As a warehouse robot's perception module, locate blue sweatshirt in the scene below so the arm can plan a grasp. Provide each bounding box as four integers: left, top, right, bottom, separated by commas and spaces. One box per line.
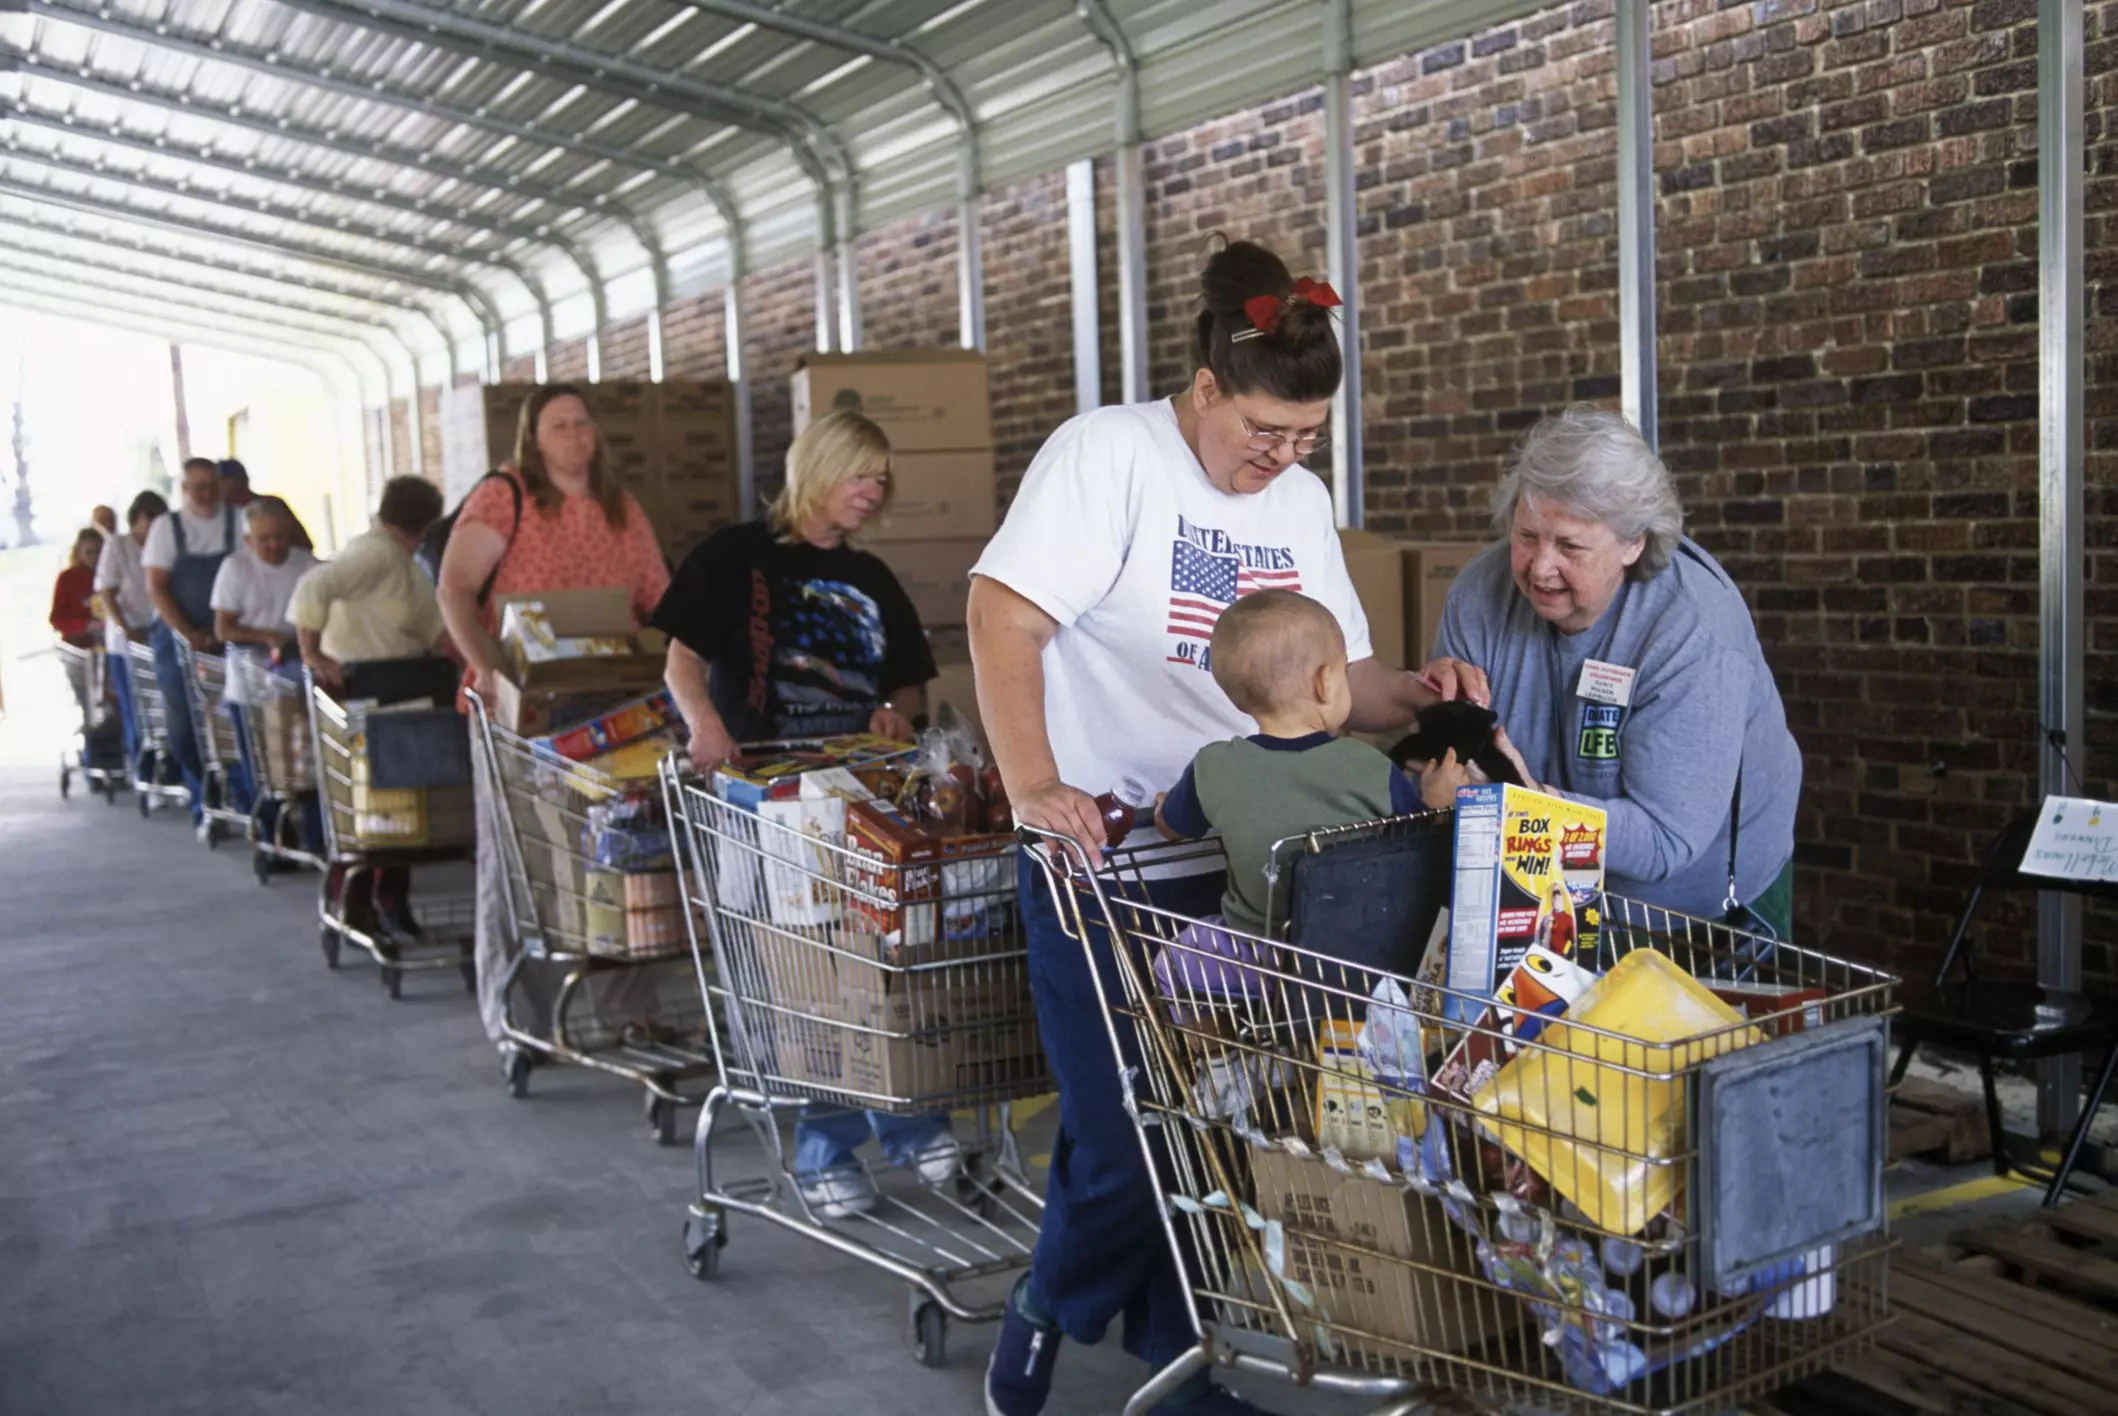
1436, 538, 1801, 919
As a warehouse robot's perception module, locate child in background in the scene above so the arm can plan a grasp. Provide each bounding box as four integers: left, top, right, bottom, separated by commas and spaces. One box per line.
1154, 591, 1455, 994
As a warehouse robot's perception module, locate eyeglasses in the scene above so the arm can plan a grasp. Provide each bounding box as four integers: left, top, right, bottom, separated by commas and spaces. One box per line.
1237, 412, 1330, 458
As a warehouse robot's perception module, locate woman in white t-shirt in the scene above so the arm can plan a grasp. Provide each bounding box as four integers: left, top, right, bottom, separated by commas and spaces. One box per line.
968, 240, 1487, 1416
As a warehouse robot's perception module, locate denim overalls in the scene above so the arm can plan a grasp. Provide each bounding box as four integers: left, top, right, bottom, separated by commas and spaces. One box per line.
150, 505, 236, 820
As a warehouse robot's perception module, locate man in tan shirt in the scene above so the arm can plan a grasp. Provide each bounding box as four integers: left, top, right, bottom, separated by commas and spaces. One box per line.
290, 477, 448, 686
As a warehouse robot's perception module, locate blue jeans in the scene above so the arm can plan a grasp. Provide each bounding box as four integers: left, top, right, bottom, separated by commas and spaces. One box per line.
223, 702, 259, 815
108, 651, 142, 770
794, 1108, 951, 1178
150, 624, 205, 820
1017, 852, 1226, 1368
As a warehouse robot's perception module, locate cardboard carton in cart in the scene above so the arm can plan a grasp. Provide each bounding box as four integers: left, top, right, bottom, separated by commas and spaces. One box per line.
1445, 783, 1606, 1023
843, 798, 1013, 956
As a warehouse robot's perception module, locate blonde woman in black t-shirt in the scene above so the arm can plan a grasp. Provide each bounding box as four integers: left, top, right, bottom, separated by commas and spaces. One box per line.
651, 410, 954, 1218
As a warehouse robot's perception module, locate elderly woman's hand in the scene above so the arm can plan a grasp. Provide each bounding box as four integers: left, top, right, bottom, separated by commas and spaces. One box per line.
1416, 657, 1490, 708
1487, 725, 1538, 792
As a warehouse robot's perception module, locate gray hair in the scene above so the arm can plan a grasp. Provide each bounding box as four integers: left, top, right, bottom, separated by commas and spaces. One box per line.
243, 495, 296, 530
1490, 405, 1684, 579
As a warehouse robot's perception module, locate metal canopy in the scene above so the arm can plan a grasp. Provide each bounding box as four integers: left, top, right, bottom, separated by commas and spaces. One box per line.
0, 0, 1552, 383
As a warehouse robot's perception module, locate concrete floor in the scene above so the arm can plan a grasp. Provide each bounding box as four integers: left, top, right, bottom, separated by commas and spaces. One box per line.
0, 733, 1367, 1416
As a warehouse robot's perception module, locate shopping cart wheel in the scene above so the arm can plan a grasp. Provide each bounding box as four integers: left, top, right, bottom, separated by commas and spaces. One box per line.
381, 964, 404, 1001
682, 1212, 724, 1281
909, 1297, 947, 1368
504, 1046, 533, 1099
646, 1094, 679, 1146
320, 927, 341, 970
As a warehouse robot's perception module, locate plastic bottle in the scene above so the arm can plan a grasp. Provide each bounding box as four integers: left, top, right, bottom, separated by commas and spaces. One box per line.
1092, 774, 1158, 849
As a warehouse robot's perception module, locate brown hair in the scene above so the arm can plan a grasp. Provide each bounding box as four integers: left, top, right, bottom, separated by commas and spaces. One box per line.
1209, 589, 1345, 717
1192, 238, 1343, 405
72, 527, 103, 568
511, 383, 627, 529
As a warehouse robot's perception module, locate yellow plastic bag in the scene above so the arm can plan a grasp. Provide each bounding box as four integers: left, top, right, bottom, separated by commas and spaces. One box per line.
1471, 948, 1762, 1234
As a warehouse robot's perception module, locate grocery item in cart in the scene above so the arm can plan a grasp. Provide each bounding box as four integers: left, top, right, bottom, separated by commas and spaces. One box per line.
711, 734, 907, 811
1471, 948, 1762, 1234
843, 798, 1011, 953
1445, 783, 1605, 1022
533, 689, 676, 763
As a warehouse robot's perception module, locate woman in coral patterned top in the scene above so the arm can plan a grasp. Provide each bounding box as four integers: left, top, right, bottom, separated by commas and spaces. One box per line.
438, 382, 671, 703
437, 382, 672, 1044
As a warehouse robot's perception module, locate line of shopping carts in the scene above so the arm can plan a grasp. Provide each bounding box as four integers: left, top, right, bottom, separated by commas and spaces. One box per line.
61, 644, 1902, 1408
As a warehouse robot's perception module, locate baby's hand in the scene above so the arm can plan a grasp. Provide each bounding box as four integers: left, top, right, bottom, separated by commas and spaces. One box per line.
1417, 748, 1472, 811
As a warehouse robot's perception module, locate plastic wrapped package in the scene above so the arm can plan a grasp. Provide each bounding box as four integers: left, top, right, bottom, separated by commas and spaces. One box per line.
1471, 949, 1762, 1235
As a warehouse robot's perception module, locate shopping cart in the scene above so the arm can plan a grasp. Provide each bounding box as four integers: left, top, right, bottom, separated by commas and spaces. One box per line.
121, 637, 190, 817
55, 641, 127, 801
173, 640, 253, 848
231, 657, 328, 883
660, 750, 1048, 1367
310, 670, 477, 1000
1025, 819, 1899, 1416
471, 693, 717, 1144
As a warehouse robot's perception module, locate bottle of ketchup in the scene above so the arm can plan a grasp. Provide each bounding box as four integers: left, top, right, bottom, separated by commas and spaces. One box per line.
1091, 775, 1158, 850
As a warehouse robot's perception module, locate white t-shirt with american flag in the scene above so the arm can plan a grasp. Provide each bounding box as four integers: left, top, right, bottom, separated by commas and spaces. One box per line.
971, 397, 1372, 829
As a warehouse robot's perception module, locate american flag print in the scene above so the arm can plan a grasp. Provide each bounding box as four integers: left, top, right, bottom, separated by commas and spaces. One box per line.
1166, 525, 1302, 668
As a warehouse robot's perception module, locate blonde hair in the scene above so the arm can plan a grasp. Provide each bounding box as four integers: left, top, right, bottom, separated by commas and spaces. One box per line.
770, 410, 893, 541
1209, 589, 1345, 717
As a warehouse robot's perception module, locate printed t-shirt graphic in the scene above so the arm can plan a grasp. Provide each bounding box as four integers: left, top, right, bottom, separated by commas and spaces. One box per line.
1165, 514, 1303, 669
755, 571, 887, 735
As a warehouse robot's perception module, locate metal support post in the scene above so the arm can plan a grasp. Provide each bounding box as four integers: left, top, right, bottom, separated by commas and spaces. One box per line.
726, 284, 756, 520
1322, 0, 1362, 529
1616, 0, 1658, 450
2036, 0, 2086, 1138
959, 189, 987, 353
836, 183, 862, 352
1067, 159, 1102, 415
1080, 0, 1148, 403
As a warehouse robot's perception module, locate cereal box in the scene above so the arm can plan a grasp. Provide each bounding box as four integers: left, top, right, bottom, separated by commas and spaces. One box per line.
1445, 784, 1606, 1023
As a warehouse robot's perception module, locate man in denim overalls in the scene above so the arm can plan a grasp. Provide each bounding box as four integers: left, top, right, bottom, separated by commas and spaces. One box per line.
144, 457, 237, 829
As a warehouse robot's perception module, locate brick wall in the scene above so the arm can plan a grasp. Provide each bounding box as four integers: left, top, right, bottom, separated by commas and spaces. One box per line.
365, 0, 2114, 991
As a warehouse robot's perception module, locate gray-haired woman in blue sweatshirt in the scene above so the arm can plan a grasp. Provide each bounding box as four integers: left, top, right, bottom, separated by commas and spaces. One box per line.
1430, 404, 1802, 939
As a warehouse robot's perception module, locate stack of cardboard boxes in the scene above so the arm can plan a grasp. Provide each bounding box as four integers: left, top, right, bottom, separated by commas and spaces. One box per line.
438, 380, 740, 565
792, 349, 995, 735
1335, 532, 1485, 672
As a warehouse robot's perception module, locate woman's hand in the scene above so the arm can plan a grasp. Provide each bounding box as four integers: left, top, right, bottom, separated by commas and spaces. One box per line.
869, 704, 916, 742
685, 715, 740, 774
306, 651, 344, 691
470, 662, 501, 704
1012, 777, 1107, 866
1417, 656, 1490, 707
1489, 725, 1537, 791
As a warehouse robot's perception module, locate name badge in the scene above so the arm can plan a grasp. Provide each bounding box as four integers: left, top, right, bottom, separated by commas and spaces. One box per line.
1577, 659, 1636, 708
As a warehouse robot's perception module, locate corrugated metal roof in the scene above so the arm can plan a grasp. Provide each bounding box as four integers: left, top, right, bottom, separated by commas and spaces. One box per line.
0, 0, 1554, 378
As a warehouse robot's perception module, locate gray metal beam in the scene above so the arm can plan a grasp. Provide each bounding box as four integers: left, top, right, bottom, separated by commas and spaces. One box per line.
0, 171, 489, 359
2037, 0, 2086, 1138
1322, 0, 1362, 529
1616, 0, 1657, 449
0, 203, 458, 376
1077, 0, 1147, 403
4, 99, 573, 365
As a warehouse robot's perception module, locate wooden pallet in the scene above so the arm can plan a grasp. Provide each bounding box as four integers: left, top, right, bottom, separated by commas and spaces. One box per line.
1758, 1193, 2118, 1416
1888, 1077, 1992, 1166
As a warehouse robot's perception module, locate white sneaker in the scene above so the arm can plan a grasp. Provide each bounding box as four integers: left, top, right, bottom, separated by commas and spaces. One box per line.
799, 1167, 878, 1219
907, 1135, 965, 1186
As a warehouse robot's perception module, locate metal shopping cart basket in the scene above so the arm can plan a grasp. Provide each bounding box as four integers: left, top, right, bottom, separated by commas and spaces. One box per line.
660, 749, 1048, 1367
310, 669, 477, 1000
1026, 820, 1899, 1416
55, 641, 127, 801
121, 637, 190, 816
472, 692, 716, 1144
226, 655, 328, 883
174, 640, 254, 848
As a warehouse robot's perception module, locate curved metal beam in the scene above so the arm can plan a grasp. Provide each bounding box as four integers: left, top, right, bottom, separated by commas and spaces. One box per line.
0, 274, 370, 382
5, 93, 606, 347
0, 137, 540, 346
26, 2, 726, 346
0, 202, 459, 380
1076, 0, 1147, 401
0, 172, 485, 365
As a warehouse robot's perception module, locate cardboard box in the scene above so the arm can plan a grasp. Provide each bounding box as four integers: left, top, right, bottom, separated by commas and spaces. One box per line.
865, 450, 996, 542
871, 538, 983, 627
844, 799, 1012, 948
791, 350, 992, 452
1403, 542, 1484, 668
1333, 534, 1488, 671
488, 587, 668, 735
1249, 1145, 1514, 1359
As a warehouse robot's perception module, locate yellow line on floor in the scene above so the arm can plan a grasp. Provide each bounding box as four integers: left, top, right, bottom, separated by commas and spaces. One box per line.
1888, 1171, 2033, 1221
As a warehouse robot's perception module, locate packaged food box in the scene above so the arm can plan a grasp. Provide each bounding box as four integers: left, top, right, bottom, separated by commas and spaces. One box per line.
842, 798, 1011, 954
535, 690, 675, 763
1446, 784, 1605, 1023
711, 734, 909, 813
1471, 948, 1763, 1234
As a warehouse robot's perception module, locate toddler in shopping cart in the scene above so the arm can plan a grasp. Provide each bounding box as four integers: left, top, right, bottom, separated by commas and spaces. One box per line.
1151, 590, 1455, 1002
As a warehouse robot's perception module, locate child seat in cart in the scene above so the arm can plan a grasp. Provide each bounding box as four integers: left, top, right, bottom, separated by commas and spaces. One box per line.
55, 641, 127, 801
309, 660, 478, 1000
1026, 816, 1899, 1416
471, 692, 717, 1145
172, 640, 253, 851
660, 744, 1049, 1369
121, 637, 189, 816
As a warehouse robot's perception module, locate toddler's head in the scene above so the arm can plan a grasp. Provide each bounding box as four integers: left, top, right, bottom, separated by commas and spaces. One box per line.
1210, 590, 1351, 733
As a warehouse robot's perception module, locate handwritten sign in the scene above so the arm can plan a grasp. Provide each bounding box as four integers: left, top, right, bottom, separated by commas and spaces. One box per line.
2022, 796, 2118, 885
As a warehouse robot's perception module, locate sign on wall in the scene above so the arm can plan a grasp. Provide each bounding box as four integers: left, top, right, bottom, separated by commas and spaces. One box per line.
2022, 797, 2118, 885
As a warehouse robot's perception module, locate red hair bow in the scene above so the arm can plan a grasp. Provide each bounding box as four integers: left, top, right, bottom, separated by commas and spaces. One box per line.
1238, 278, 1343, 339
